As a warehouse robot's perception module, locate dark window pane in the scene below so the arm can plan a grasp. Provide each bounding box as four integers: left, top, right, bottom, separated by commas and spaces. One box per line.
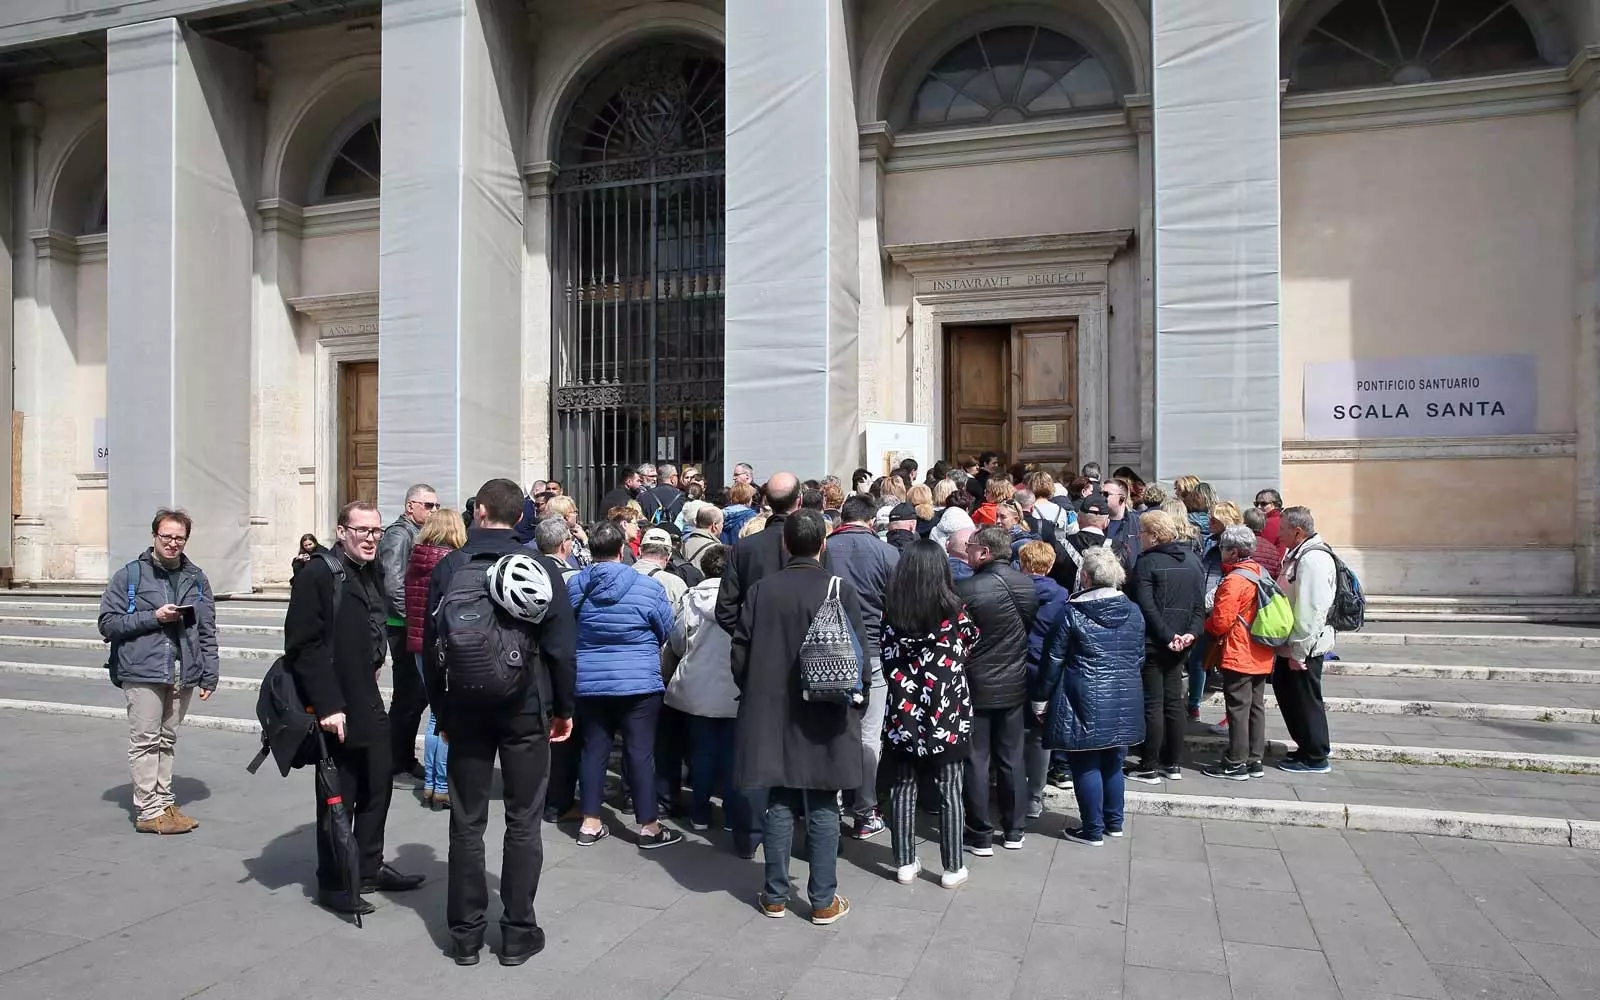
908, 25, 1117, 129
1292, 0, 1545, 91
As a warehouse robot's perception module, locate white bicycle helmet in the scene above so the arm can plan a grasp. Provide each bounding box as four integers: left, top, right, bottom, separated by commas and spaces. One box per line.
486, 553, 553, 624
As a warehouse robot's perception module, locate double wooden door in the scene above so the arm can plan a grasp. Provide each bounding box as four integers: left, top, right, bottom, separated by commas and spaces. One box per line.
341, 361, 379, 506
946, 322, 1077, 469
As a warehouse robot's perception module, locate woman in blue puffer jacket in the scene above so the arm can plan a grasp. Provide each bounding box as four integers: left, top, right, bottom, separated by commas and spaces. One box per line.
1031, 545, 1146, 846
568, 521, 683, 850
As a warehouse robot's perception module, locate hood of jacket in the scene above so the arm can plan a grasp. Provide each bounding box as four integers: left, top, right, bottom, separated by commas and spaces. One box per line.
1070, 588, 1136, 627
1031, 573, 1070, 608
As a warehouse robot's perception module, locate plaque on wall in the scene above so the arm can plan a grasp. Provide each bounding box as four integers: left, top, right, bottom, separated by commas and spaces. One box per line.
1026, 422, 1060, 446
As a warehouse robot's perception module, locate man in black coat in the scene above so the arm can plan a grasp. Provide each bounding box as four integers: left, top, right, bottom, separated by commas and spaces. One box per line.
422, 478, 577, 967
955, 525, 1040, 855
732, 509, 866, 926
715, 471, 807, 635
284, 500, 425, 918
1128, 511, 1206, 783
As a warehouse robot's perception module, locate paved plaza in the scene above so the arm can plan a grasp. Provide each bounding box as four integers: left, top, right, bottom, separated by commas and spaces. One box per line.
0, 711, 1593, 1000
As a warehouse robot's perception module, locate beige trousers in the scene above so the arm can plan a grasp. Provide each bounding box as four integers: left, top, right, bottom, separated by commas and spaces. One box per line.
125, 683, 194, 822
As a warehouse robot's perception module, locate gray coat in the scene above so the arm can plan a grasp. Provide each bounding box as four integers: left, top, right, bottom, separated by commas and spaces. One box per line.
376, 515, 420, 620
823, 524, 899, 650
98, 551, 219, 690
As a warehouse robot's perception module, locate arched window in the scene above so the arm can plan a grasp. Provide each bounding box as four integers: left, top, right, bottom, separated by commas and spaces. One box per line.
313, 113, 379, 202
909, 25, 1117, 128
86, 177, 107, 235
1290, 0, 1548, 91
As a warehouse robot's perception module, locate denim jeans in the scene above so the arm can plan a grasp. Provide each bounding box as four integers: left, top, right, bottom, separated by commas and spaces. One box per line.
414, 654, 448, 794
762, 787, 841, 909
688, 715, 756, 838
1066, 747, 1127, 840
1186, 637, 1210, 714
854, 659, 887, 820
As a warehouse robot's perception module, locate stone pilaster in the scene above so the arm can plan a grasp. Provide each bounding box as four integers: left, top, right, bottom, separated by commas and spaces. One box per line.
521, 160, 557, 492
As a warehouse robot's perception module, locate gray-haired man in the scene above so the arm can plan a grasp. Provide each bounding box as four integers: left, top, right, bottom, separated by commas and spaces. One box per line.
379, 482, 438, 787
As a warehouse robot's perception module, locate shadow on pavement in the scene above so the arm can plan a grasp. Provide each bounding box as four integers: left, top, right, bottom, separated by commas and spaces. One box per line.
240, 820, 319, 900
101, 776, 212, 821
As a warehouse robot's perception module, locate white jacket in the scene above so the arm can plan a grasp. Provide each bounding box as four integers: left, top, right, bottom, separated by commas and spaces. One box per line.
664, 578, 739, 717
1278, 533, 1337, 662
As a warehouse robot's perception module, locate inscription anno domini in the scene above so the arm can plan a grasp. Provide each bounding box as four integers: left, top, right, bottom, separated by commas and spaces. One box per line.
925, 270, 1092, 293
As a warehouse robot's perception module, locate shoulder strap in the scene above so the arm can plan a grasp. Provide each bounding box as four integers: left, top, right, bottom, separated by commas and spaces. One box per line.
314, 550, 345, 620
646, 566, 663, 578
124, 561, 140, 613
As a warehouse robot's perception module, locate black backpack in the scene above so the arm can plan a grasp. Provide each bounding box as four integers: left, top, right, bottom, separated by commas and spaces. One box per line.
249, 551, 344, 775
432, 551, 532, 708
1303, 541, 1365, 633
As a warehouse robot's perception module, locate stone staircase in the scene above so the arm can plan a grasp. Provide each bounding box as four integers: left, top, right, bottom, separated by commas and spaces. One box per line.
0, 592, 1595, 848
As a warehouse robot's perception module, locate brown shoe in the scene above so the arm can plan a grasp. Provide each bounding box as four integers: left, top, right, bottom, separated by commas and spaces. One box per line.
757, 893, 787, 918
811, 895, 850, 926
135, 811, 191, 835
165, 805, 199, 832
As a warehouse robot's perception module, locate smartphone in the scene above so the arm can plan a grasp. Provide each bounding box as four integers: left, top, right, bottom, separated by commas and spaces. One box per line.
177, 605, 197, 626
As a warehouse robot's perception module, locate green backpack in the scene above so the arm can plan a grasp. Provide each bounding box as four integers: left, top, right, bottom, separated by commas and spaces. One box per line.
1229, 566, 1295, 648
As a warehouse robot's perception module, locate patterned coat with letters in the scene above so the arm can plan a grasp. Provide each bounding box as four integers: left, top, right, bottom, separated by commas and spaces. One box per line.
881, 611, 980, 761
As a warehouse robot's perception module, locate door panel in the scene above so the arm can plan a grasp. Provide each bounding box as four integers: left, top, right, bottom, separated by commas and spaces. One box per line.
1011, 322, 1077, 469
947, 326, 1010, 462
341, 361, 379, 507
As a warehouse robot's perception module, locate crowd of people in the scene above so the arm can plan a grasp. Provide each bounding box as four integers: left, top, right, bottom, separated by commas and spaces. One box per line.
97, 453, 1351, 965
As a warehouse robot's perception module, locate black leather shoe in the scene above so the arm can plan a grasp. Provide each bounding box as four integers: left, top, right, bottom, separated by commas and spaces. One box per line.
499, 928, 546, 967
449, 942, 481, 967
317, 890, 376, 916
360, 863, 425, 894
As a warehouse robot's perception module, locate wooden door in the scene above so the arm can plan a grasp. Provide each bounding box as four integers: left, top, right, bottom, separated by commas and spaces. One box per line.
1011, 321, 1077, 469
946, 325, 1010, 462
341, 361, 379, 506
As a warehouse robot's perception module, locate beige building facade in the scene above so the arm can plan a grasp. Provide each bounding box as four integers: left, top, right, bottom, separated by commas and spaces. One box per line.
0, 0, 1595, 597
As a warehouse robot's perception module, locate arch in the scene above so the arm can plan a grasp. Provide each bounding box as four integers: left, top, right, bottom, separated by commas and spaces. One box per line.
261, 53, 381, 204
860, 0, 1151, 126
308, 102, 380, 203
1280, 0, 1573, 89
38, 115, 106, 237
526, 2, 723, 169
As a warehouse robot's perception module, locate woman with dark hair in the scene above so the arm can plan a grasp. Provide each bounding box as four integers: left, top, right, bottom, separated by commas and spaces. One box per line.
924, 460, 952, 487
852, 468, 873, 495
291, 533, 322, 577
881, 540, 979, 889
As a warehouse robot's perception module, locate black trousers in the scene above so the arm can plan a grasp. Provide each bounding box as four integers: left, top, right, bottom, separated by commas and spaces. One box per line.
316, 736, 392, 890
963, 704, 1027, 842
446, 707, 551, 952
547, 726, 582, 816
1139, 661, 1186, 770
654, 704, 690, 815
387, 626, 427, 773
1272, 654, 1330, 765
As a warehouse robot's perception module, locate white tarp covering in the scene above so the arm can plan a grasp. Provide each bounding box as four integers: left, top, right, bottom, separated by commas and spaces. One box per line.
107, 20, 253, 592
378, 0, 524, 514
1153, 0, 1281, 502
725, 0, 860, 481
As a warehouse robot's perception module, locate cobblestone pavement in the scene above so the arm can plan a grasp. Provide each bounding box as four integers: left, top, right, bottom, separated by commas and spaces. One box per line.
0, 712, 1597, 1000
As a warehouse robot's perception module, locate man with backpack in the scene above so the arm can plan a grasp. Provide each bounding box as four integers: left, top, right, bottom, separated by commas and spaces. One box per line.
1273, 506, 1338, 774
285, 500, 425, 918
422, 478, 576, 967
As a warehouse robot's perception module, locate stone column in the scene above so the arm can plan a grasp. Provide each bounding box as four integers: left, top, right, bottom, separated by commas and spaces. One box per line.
725, 0, 860, 480
1126, 95, 1154, 479
1573, 63, 1600, 593
857, 123, 891, 429
254, 199, 305, 584
521, 161, 556, 491
106, 20, 257, 593
378, 0, 526, 512
1151, 0, 1281, 501
1, 102, 36, 577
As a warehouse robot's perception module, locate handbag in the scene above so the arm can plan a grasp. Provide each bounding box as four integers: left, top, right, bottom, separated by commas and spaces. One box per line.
797, 576, 862, 703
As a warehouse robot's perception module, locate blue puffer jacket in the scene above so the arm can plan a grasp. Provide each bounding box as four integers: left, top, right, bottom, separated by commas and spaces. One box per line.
1033, 588, 1146, 752
1026, 573, 1070, 678
568, 561, 674, 698
721, 505, 759, 545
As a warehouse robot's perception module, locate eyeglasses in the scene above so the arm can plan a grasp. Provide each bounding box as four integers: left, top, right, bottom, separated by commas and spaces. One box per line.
1254, 501, 1274, 509
409, 500, 441, 511
343, 526, 383, 539
155, 533, 188, 545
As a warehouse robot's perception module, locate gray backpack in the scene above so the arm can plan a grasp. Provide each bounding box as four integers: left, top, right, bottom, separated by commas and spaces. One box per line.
797, 577, 862, 703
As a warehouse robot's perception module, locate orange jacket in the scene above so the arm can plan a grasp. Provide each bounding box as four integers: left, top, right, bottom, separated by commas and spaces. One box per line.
1204, 559, 1276, 676
971, 502, 999, 527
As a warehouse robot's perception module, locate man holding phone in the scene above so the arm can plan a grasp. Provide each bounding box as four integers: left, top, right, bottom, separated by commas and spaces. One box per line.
98, 509, 219, 835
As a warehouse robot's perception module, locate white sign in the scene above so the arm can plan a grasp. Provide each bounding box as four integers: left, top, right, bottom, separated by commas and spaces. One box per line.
863, 421, 931, 479
93, 418, 107, 473
1303, 354, 1537, 440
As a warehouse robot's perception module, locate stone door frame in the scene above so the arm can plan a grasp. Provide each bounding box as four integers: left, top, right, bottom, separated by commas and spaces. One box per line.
885, 230, 1132, 466
289, 292, 379, 540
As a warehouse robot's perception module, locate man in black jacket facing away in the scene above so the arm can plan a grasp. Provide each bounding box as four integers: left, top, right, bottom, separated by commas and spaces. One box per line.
285, 500, 425, 918
715, 471, 806, 635
956, 525, 1040, 854
423, 478, 577, 967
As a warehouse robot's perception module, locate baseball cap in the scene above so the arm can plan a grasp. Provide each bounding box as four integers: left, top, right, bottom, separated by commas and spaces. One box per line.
640, 527, 675, 549
889, 502, 919, 522
1077, 494, 1110, 516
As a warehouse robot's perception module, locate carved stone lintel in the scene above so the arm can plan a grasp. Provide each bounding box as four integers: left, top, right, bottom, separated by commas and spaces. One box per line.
286, 291, 380, 327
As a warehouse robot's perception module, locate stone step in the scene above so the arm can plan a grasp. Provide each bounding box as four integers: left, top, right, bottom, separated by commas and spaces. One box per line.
0, 600, 286, 620
1328, 659, 1600, 684
1364, 595, 1600, 624
0, 615, 284, 636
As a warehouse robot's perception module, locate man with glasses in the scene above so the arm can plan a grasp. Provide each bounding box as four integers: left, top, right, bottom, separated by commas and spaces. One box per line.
379, 483, 440, 789
1102, 478, 1142, 559
99, 509, 219, 835
1253, 489, 1284, 548
287, 500, 425, 916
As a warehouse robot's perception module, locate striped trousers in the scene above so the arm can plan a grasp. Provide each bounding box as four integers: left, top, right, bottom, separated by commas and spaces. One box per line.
886, 756, 965, 874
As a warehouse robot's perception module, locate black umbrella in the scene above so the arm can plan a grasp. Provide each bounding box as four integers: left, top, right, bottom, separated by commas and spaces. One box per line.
315, 729, 363, 928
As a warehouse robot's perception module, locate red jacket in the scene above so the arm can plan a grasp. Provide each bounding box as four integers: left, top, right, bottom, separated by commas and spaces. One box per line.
404, 543, 453, 653
1262, 508, 1282, 548
1251, 536, 1282, 579
971, 502, 999, 527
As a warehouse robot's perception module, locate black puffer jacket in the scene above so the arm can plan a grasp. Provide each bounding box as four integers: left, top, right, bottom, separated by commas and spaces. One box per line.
955, 560, 1040, 709
1131, 542, 1206, 669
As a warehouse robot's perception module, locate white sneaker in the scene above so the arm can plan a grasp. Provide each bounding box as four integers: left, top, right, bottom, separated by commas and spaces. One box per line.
940, 867, 969, 889
895, 858, 922, 885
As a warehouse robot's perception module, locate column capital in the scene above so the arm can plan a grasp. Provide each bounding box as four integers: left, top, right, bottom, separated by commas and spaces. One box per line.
1123, 94, 1151, 134
521, 160, 560, 197
256, 198, 305, 238
11, 100, 42, 137
858, 121, 894, 164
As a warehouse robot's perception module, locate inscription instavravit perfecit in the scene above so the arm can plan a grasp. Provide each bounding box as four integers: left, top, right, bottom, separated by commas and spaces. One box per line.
922, 270, 1094, 294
